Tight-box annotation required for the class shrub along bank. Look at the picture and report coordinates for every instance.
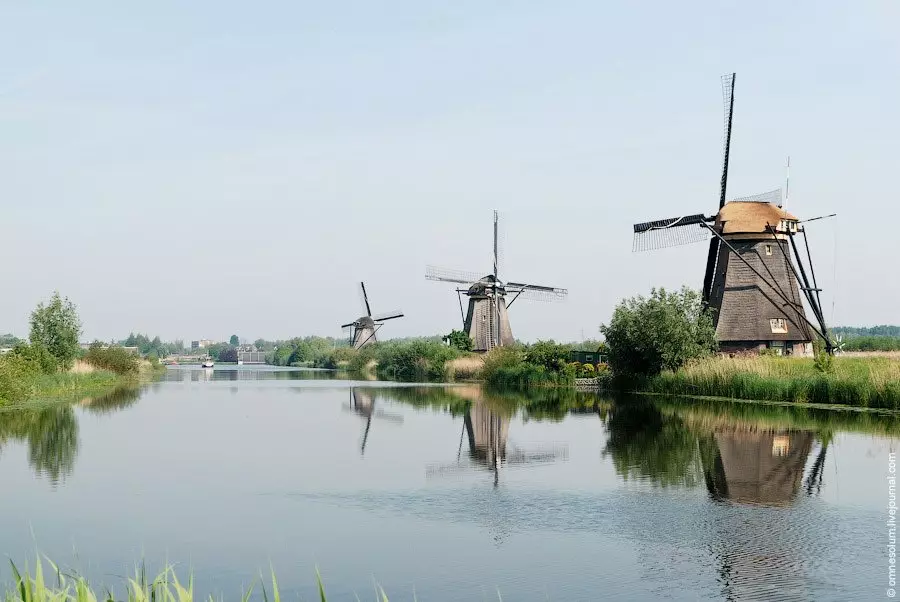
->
[0,294,157,408]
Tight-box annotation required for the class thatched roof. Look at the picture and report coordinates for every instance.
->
[717,202,798,235]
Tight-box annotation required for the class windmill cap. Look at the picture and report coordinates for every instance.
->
[717,201,799,235]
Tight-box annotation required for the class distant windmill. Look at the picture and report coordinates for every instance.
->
[341,282,404,349]
[426,211,568,352]
[631,73,835,355]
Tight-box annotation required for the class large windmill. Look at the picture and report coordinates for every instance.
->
[340,282,404,349]
[426,211,568,352]
[632,73,834,355]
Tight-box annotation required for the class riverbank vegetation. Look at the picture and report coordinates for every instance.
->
[647,354,900,408]
[264,333,603,385]
[597,287,900,407]
[0,294,157,408]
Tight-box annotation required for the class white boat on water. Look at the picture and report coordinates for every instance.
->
[201,357,214,368]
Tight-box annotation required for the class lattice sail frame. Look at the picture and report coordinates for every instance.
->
[632,214,711,252]
[733,187,783,205]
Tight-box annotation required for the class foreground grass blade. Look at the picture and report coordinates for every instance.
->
[316,568,326,602]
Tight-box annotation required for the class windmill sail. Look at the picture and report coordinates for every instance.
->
[733,188,783,205]
[632,214,711,251]
[360,282,372,317]
[703,72,736,303]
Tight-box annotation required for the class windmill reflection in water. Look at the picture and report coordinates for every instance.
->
[344,388,404,455]
[425,391,569,487]
[703,427,827,507]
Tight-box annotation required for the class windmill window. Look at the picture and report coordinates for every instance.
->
[772,435,791,457]
[770,319,788,334]
[765,245,773,256]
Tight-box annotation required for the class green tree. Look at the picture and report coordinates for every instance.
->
[29,292,82,369]
[601,287,717,377]
[229,334,240,346]
[254,338,274,352]
[219,346,239,363]
[269,345,292,366]
[443,329,473,351]
[524,340,572,372]
[0,334,23,347]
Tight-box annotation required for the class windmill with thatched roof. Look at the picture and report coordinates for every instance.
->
[632,74,835,355]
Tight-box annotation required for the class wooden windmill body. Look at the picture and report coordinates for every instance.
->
[632,74,834,356]
[426,211,567,352]
[707,201,813,354]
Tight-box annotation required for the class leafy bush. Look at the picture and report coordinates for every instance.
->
[316,346,357,369]
[813,339,834,374]
[12,342,59,375]
[0,354,40,404]
[347,345,377,373]
[481,346,573,388]
[601,287,717,377]
[374,339,459,381]
[580,363,596,377]
[443,329,473,351]
[83,345,139,375]
[524,340,572,372]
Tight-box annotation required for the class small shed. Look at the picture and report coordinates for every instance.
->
[569,348,606,366]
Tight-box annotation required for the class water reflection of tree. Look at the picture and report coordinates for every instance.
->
[0,406,79,485]
[602,400,704,488]
[79,386,143,415]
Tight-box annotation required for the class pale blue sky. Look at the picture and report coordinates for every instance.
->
[1,1,897,343]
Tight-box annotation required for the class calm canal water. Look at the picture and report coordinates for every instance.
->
[0,366,895,601]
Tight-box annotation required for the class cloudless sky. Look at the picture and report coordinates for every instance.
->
[1,1,897,343]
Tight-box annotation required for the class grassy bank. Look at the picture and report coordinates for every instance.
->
[647,355,900,408]
[0,346,160,409]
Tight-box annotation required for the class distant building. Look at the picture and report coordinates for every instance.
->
[0,347,12,355]
[191,339,214,350]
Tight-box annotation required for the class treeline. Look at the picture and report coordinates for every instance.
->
[831,326,900,352]
[263,336,351,367]
[833,325,900,337]
[265,335,604,386]
[121,333,184,359]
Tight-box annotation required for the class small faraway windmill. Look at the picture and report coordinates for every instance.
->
[426,211,568,352]
[341,282,404,349]
[632,73,835,355]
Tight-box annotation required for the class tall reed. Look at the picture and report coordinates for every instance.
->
[648,355,900,408]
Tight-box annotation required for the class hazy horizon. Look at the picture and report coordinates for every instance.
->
[2,1,897,344]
